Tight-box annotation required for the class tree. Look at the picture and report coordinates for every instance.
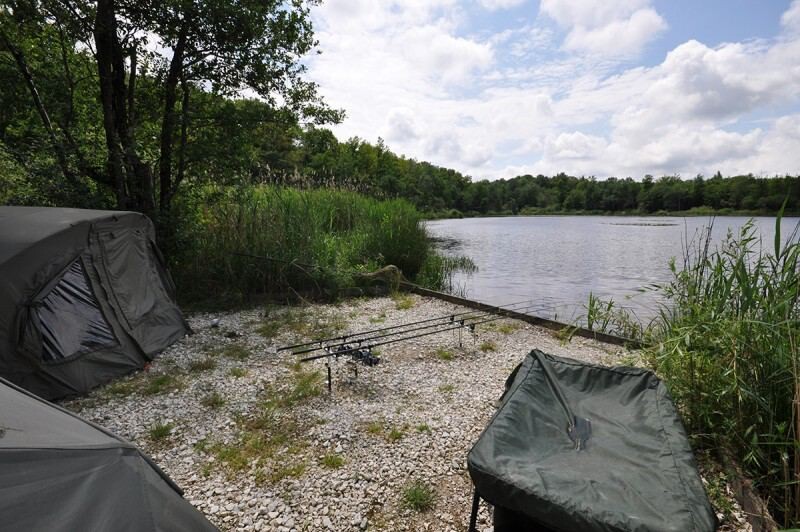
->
[2,0,342,227]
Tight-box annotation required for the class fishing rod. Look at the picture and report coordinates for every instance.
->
[289,301,550,356]
[299,303,548,362]
[278,297,539,352]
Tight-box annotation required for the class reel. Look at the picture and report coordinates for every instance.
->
[333,344,380,366]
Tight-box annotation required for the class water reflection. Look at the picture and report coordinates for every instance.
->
[426,215,800,323]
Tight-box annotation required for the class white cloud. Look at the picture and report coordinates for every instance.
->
[562,8,667,57]
[540,0,650,28]
[506,26,556,58]
[383,108,419,142]
[399,26,493,84]
[307,1,800,180]
[609,37,800,142]
[545,132,607,160]
[540,0,667,57]
[479,0,526,11]
[782,0,800,33]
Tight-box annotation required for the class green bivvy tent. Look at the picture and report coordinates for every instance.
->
[467,349,717,532]
[0,376,218,532]
[0,206,189,399]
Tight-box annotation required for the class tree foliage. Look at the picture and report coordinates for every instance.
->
[0,0,341,224]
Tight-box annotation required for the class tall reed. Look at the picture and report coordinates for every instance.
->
[171,184,459,305]
[585,213,800,525]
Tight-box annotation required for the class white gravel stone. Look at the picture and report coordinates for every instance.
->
[62,295,747,531]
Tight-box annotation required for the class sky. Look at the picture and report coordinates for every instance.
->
[305,0,800,181]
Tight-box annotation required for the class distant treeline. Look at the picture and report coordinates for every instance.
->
[257,133,800,217]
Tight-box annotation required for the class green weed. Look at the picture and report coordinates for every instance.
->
[365,420,384,435]
[415,253,477,294]
[496,321,521,334]
[148,422,173,441]
[188,357,217,372]
[392,293,415,310]
[142,374,183,396]
[104,379,139,397]
[320,453,345,469]
[266,462,307,483]
[387,427,404,442]
[217,343,251,360]
[228,367,247,378]
[435,348,453,361]
[479,341,496,352]
[201,392,225,409]
[402,481,435,512]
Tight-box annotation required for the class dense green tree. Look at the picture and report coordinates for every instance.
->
[1,0,341,226]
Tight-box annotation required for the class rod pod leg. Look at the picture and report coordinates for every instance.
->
[326,361,332,393]
[468,489,480,532]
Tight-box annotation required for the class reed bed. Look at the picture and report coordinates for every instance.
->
[584,212,800,526]
[171,185,462,305]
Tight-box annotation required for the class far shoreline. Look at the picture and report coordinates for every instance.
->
[424,209,800,221]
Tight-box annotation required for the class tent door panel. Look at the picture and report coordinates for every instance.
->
[98,228,168,329]
[28,259,118,363]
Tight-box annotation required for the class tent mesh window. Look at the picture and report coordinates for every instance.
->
[35,260,117,362]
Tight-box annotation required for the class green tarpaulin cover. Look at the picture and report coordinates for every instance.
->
[468,349,716,532]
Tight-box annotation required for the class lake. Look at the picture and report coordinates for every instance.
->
[426,215,800,324]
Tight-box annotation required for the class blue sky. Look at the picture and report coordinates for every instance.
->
[306,0,800,180]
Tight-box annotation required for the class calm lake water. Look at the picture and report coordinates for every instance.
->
[426,215,800,323]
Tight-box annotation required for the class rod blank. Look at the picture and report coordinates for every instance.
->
[299,305,543,362]
[291,301,552,356]
[278,297,537,352]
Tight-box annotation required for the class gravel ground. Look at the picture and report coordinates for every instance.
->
[64,294,749,532]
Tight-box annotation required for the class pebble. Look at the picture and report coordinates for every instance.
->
[62,296,746,532]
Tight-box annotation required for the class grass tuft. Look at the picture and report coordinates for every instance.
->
[266,462,307,483]
[402,480,435,512]
[143,374,183,396]
[365,420,384,435]
[188,357,217,372]
[479,341,497,352]
[228,367,247,378]
[392,293,415,310]
[148,422,173,441]
[435,348,454,361]
[104,379,138,397]
[320,453,345,469]
[280,366,323,407]
[496,322,521,334]
[387,427,404,442]
[438,384,456,394]
[201,391,225,409]
[217,343,251,360]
